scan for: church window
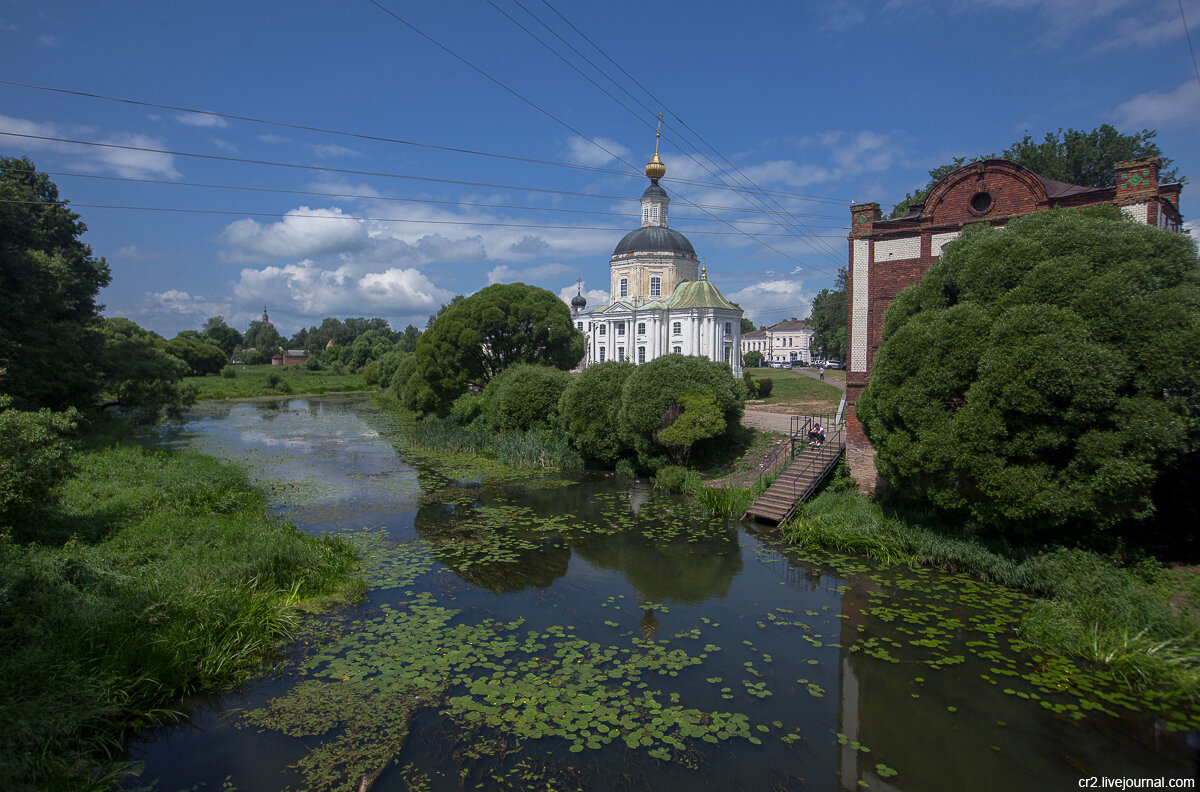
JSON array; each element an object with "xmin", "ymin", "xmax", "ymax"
[
  {"xmin": 651, "ymin": 206, "xmax": 659, "ymax": 222},
  {"xmin": 638, "ymin": 347, "xmax": 646, "ymax": 364},
  {"xmin": 637, "ymin": 322, "xmax": 645, "ymax": 335},
  {"xmin": 650, "ymin": 276, "xmax": 661, "ymax": 297},
  {"xmin": 598, "ymin": 325, "xmax": 606, "ymax": 336},
  {"xmin": 642, "ymin": 207, "xmax": 649, "ymax": 223},
  {"xmin": 617, "ymin": 324, "xmax": 625, "ymax": 336},
  {"xmin": 723, "ymin": 346, "xmax": 731, "ymax": 363},
  {"xmin": 599, "ymin": 347, "xmax": 606, "ymax": 362},
  {"xmin": 618, "ymin": 348, "xmax": 625, "ymax": 362},
  {"xmin": 672, "ymin": 345, "xmax": 681, "ymax": 354},
  {"xmin": 672, "ymin": 321, "xmax": 681, "ymax": 335},
  {"xmin": 577, "ymin": 321, "xmax": 583, "ymax": 330},
  {"xmin": 620, "ymin": 278, "xmax": 628, "ymax": 298},
  {"xmin": 725, "ymin": 322, "xmax": 732, "ymax": 335}
]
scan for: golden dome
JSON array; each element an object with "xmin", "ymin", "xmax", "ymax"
[{"xmin": 645, "ymin": 153, "xmax": 666, "ymax": 181}]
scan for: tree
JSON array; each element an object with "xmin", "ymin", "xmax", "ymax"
[
  {"xmin": 0, "ymin": 391, "xmax": 78, "ymax": 532},
  {"xmin": 243, "ymin": 320, "xmax": 284, "ymax": 357},
  {"xmin": 402, "ymin": 283, "xmax": 584, "ymax": 415},
  {"xmin": 809, "ymin": 266, "xmax": 848, "ymax": 362},
  {"xmin": 856, "ymin": 207, "xmax": 1200, "ymax": 537},
  {"xmin": 347, "ymin": 329, "xmax": 395, "ymax": 372},
  {"xmin": 743, "ymin": 350, "xmax": 764, "ymax": 369},
  {"xmin": 656, "ymin": 389, "xmax": 724, "ymax": 465},
  {"xmin": 888, "ymin": 126, "xmax": 1181, "ymax": 219},
  {"xmin": 201, "ymin": 317, "xmax": 243, "ymax": 357},
  {"xmin": 558, "ymin": 361, "xmax": 636, "ymax": 466},
  {"xmin": 740, "ymin": 317, "xmax": 756, "ymax": 334},
  {"xmin": 165, "ymin": 335, "xmax": 226, "ymax": 376},
  {"xmin": 617, "ymin": 354, "xmax": 745, "ymax": 470},
  {"xmin": 481, "ymin": 364, "xmax": 571, "ymax": 432},
  {"xmin": 99, "ymin": 318, "xmax": 196, "ymax": 422},
  {"xmin": 0, "ymin": 157, "xmax": 112, "ymax": 410}
]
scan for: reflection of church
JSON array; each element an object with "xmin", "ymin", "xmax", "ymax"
[{"xmin": 571, "ymin": 130, "xmax": 743, "ymax": 376}]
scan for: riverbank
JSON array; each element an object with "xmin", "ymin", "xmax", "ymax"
[
  {"xmin": 0, "ymin": 415, "xmax": 361, "ymax": 792},
  {"xmin": 776, "ymin": 469, "xmax": 1200, "ymax": 707},
  {"xmin": 185, "ymin": 364, "xmax": 368, "ymax": 400}
]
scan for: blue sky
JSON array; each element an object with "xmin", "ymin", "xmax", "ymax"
[{"xmin": 3, "ymin": 0, "xmax": 1198, "ymax": 339}]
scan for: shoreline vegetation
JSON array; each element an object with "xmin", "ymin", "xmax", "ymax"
[
  {"xmin": 0, "ymin": 414, "xmax": 361, "ymax": 792},
  {"xmin": 184, "ymin": 364, "xmax": 369, "ymax": 401}
]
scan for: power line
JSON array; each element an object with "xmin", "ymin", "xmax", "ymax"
[
  {"xmin": 27, "ymin": 169, "xmax": 851, "ymax": 228},
  {"xmin": 1180, "ymin": 0, "xmax": 1200, "ymax": 92},
  {"xmin": 0, "ymin": 198, "xmax": 850, "ymax": 237},
  {"xmin": 0, "ymin": 77, "xmax": 852, "ymax": 204}
]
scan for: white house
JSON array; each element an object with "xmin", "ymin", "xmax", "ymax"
[
  {"xmin": 574, "ymin": 138, "xmax": 743, "ymax": 376},
  {"xmin": 739, "ymin": 318, "xmax": 813, "ymax": 365}
]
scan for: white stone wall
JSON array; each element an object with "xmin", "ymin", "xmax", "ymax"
[
  {"xmin": 931, "ymin": 231, "xmax": 960, "ymax": 257},
  {"xmin": 874, "ymin": 236, "xmax": 920, "ymax": 261},
  {"xmin": 850, "ymin": 239, "xmax": 869, "ymax": 373},
  {"xmin": 1121, "ymin": 202, "xmax": 1149, "ymax": 223}
]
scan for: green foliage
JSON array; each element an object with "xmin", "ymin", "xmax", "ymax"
[
  {"xmin": 0, "ymin": 158, "xmax": 112, "ymax": 410},
  {"xmin": 742, "ymin": 350, "xmax": 764, "ymax": 369},
  {"xmin": 742, "ymin": 371, "xmax": 758, "ymax": 398},
  {"xmin": 450, "ymin": 391, "xmax": 485, "ymax": 426},
  {"xmin": 99, "ymin": 318, "xmax": 196, "ymax": 423},
  {"xmin": 618, "ymin": 355, "xmax": 745, "ymax": 469},
  {"xmin": 888, "ymin": 125, "xmax": 1180, "ymax": 218},
  {"xmin": 657, "ymin": 389, "xmax": 725, "ymax": 465},
  {"xmin": 164, "ymin": 335, "xmax": 226, "ymax": 376},
  {"xmin": 755, "ymin": 378, "xmax": 773, "ymax": 398},
  {"xmin": 373, "ymin": 349, "xmax": 408, "ymax": 389},
  {"xmin": 220, "ymin": 365, "xmax": 237, "ymax": 379},
  {"xmin": 857, "ymin": 207, "xmax": 1200, "ymax": 537},
  {"xmin": 185, "ymin": 365, "xmax": 365, "ymax": 400},
  {"xmin": 0, "ymin": 434, "xmax": 358, "ymax": 791},
  {"xmin": 401, "ymin": 283, "xmax": 584, "ymax": 415},
  {"xmin": 653, "ymin": 465, "xmax": 691, "ymax": 493},
  {"xmin": 482, "ymin": 364, "xmax": 570, "ymax": 433},
  {"xmin": 201, "ymin": 317, "xmax": 243, "ymax": 357},
  {"xmin": 348, "ymin": 329, "xmax": 395, "ymax": 372},
  {"xmin": 809, "ymin": 266, "xmax": 848, "ymax": 361},
  {"xmin": 0, "ymin": 396, "xmax": 78, "ymax": 531},
  {"xmin": 243, "ymin": 319, "xmax": 284, "ymax": 357},
  {"xmin": 558, "ymin": 361, "xmax": 635, "ymax": 466}
]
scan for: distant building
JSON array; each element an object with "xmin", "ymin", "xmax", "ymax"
[
  {"xmin": 576, "ymin": 129, "xmax": 743, "ymax": 375},
  {"xmin": 271, "ymin": 350, "xmax": 310, "ymax": 366},
  {"xmin": 740, "ymin": 318, "xmax": 814, "ymax": 365},
  {"xmin": 844, "ymin": 156, "xmax": 1185, "ymax": 492}
]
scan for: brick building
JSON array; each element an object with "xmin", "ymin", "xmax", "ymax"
[{"xmin": 844, "ymin": 156, "xmax": 1184, "ymax": 491}]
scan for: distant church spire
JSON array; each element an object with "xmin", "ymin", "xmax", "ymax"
[
  {"xmin": 262, "ymin": 305, "xmax": 270, "ymax": 325},
  {"xmin": 641, "ymin": 116, "xmax": 669, "ymax": 229},
  {"xmin": 645, "ymin": 113, "xmax": 666, "ymax": 182}
]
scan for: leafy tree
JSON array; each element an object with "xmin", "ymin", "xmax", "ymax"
[
  {"xmin": 888, "ymin": 126, "xmax": 1181, "ymax": 219},
  {"xmin": 809, "ymin": 266, "xmax": 848, "ymax": 361},
  {"xmin": 0, "ymin": 157, "xmax": 112, "ymax": 409},
  {"xmin": 481, "ymin": 364, "xmax": 571, "ymax": 432},
  {"xmin": 743, "ymin": 350, "xmax": 764, "ymax": 368},
  {"xmin": 347, "ymin": 329, "xmax": 394, "ymax": 372},
  {"xmin": 99, "ymin": 318, "xmax": 196, "ymax": 422},
  {"xmin": 856, "ymin": 207, "xmax": 1200, "ymax": 537},
  {"xmin": 402, "ymin": 283, "xmax": 584, "ymax": 415},
  {"xmin": 617, "ymin": 355, "xmax": 745, "ymax": 470},
  {"xmin": 0, "ymin": 391, "xmax": 78, "ymax": 532},
  {"xmin": 243, "ymin": 320, "xmax": 284, "ymax": 357},
  {"xmin": 656, "ymin": 388, "xmax": 724, "ymax": 465},
  {"xmin": 397, "ymin": 324, "xmax": 421, "ymax": 354},
  {"xmin": 558, "ymin": 362, "xmax": 635, "ymax": 466},
  {"xmin": 740, "ymin": 317, "xmax": 756, "ymax": 334},
  {"xmin": 201, "ymin": 317, "xmax": 243, "ymax": 357},
  {"xmin": 164, "ymin": 336, "xmax": 226, "ymax": 376}
]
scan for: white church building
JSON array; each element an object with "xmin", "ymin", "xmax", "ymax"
[{"xmin": 572, "ymin": 139, "xmax": 743, "ymax": 377}]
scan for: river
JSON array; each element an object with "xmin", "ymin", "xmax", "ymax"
[{"xmin": 126, "ymin": 397, "xmax": 1197, "ymax": 792}]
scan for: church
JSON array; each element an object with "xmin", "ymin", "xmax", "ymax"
[{"xmin": 571, "ymin": 134, "xmax": 743, "ymax": 377}]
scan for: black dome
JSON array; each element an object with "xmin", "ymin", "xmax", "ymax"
[
  {"xmin": 612, "ymin": 226, "xmax": 697, "ymax": 258},
  {"xmin": 571, "ymin": 292, "xmax": 587, "ymax": 308},
  {"xmin": 642, "ymin": 182, "xmax": 669, "ymax": 200}
]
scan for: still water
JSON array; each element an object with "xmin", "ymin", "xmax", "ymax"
[{"xmin": 128, "ymin": 397, "xmax": 1197, "ymax": 791}]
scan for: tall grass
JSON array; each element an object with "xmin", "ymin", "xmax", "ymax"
[
  {"xmin": 397, "ymin": 412, "xmax": 584, "ymax": 470},
  {"xmin": 780, "ymin": 484, "xmax": 1200, "ymax": 698},
  {"xmin": 0, "ymin": 429, "xmax": 360, "ymax": 792}
]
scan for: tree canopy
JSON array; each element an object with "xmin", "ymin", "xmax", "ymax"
[
  {"xmin": 0, "ymin": 157, "xmax": 112, "ymax": 409},
  {"xmin": 809, "ymin": 266, "xmax": 847, "ymax": 362},
  {"xmin": 856, "ymin": 207, "xmax": 1200, "ymax": 537},
  {"xmin": 889, "ymin": 125, "xmax": 1181, "ymax": 219},
  {"xmin": 400, "ymin": 283, "xmax": 584, "ymax": 415}
]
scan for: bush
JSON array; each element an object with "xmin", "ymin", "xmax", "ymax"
[
  {"xmin": 742, "ymin": 372, "xmax": 758, "ymax": 398},
  {"xmin": 304, "ymin": 356, "xmax": 323, "ymax": 372},
  {"xmin": 0, "ymin": 400, "xmax": 78, "ymax": 531},
  {"xmin": 220, "ymin": 365, "xmax": 237, "ymax": 379},
  {"xmin": 450, "ymin": 392, "xmax": 485, "ymax": 426},
  {"xmin": 743, "ymin": 350, "xmax": 764, "ymax": 368},
  {"xmin": 481, "ymin": 364, "xmax": 570, "ymax": 433},
  {"xmin": 617, "ymin": 355, "xmax": 746, "ymax": 469},
  {"xmin": 558, "ymin": 361, "xmax": 635, "ymax": 466},
  {"xmin": 654, "ymin": 465, "xmax": 689, "ymax": 493},
  {"xmin": 614, "ymin": 458, "xmax": 636, "ymax": 477},
  {"xmin": 755, "ymin": 378, "xmax": 773, "ymax": 398}
]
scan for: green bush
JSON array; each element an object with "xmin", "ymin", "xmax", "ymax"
[
  {"xmin": 481, "ymin": 364, "xmax": 570, "ymax": 433},
  {"xmin": 361, "ymin": 359, "xmax": 381, "ymax": 386},
  {"xmin": 614, "ymin": 458, "xmax": 636, "ymax": 477},
  {"xmin": 0, "ymin": 399, "xmax": 78, "ymax": 532},
  {"xmin": 450, "ymin": 392, "xmax": 485, "ymax": 426},
  {"xmin": 742, "ymin": 372, "xmax": 758, "ymax": 398},
  {"xmin": 654, "ymin": 465, "xmax": 689, "ymax": 493},
  {"xmin": 743, "ymin": 350, "xmax": 764, "ymax": 369},
  {"xmin": 558, "ymin": 361, "xmax": 635, "ymax": 466},
  {"xmin": 617, "ymin": 355, "xmax": 745, "ymax": 469},
  {"xmin": 756, "ymin": 378, "xmax": 773, "ymax": 398},
  {"xmin": 304, "ymin": 356, "xmax": 323, "ymax": 372},
  {"xmin": 220, "ymin": 365, "xmax": 237, "ymax": 379}
]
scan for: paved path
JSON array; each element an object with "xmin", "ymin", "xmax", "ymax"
[
  {"xmin": 789, "ymin": 367, "xmax": 846, "ymax": 390},
  {"xmin": 742, "ymin": 410, "xmax": 801, "ymax": 434}
]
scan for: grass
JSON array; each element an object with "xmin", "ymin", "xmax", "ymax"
[
  {"xmin": 0, "ymin": 414, "xmax": 360, "ymax": 792},
  {"xmin": 743, "ymin": 367, "xmax": 843, "ymax": 412},
  {"xmin": 185, "ymin": 364, "xmax": 369, "ymax": 400},
  {"xmin": 778, "ymin": 467, "xmax": 1200, "ymax": 699}
]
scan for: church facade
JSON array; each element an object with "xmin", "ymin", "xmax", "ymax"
[{"xmin": 573, "ymin": 142, "xmax": 743, "ymax": 377}]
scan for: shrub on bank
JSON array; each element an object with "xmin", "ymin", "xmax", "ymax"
[
  {"xmin": 558, "ymin": 361, "xmax": 635, "ymax": 466},
  {"xmin": 482, "ymin": 364, "xmax": 570, "ymax": 433}
]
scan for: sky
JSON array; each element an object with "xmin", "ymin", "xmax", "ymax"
[{"xmin": 2, "ymin": 0, "xmax": 1199, "ymax": 340}]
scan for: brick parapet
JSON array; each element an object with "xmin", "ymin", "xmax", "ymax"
[{"xmin": 845, "ymin": 406, "xmax": 881, "ymax": 495}]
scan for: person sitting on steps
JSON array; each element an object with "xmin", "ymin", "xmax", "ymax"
[{"xmin": 808, "ymin": 423, "xmax": 825, "ymax": 448}]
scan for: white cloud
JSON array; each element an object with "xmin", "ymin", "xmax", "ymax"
[
  {"xmin": 210, "ymin": 138, "xmax": 238, "ymax": 153},
  {"xmin": 1111, "ymin": 81, "xmax": 1200, "ymax": 129},
  {"xmin": 38, "ymin": 34, "xmax": 56, "ymax": 46},
  {"xmin": 1184, "ymin": 219, "xmax": 1200, "ymax": 238},
  {"xmin": 726, "ymin": 279, "xmax": 814, "ymax": 325},
  {"xmin": 566, "ymin": 136, "xmax": 631, "ymax": 167},
  {"xmin": 0, "ymin": 115, "xmax": 180, "ymax": 178},
  {"xmin": 221, "ymin": 207, "xmax": 369, "ymax": 262},
  {"xmin": 487, "ymin": 261, "xmax": 568, "ymax": 285},
  {"xmin": 311, "ymin": 143, "xmax": 360, "ymax": 158},
  {"xmin": 174, "ymin": 112, "xmax": 227, "ymax": 128}
]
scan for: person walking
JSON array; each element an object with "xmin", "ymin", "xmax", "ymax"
[{"xmin": 819, "ymin": 366, "xmax": 825, "ymax": 381}]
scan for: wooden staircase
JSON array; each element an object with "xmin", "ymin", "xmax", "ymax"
[{"xmin": 744, "ymin": 425, "xmax": 844, "ymax": 525}]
